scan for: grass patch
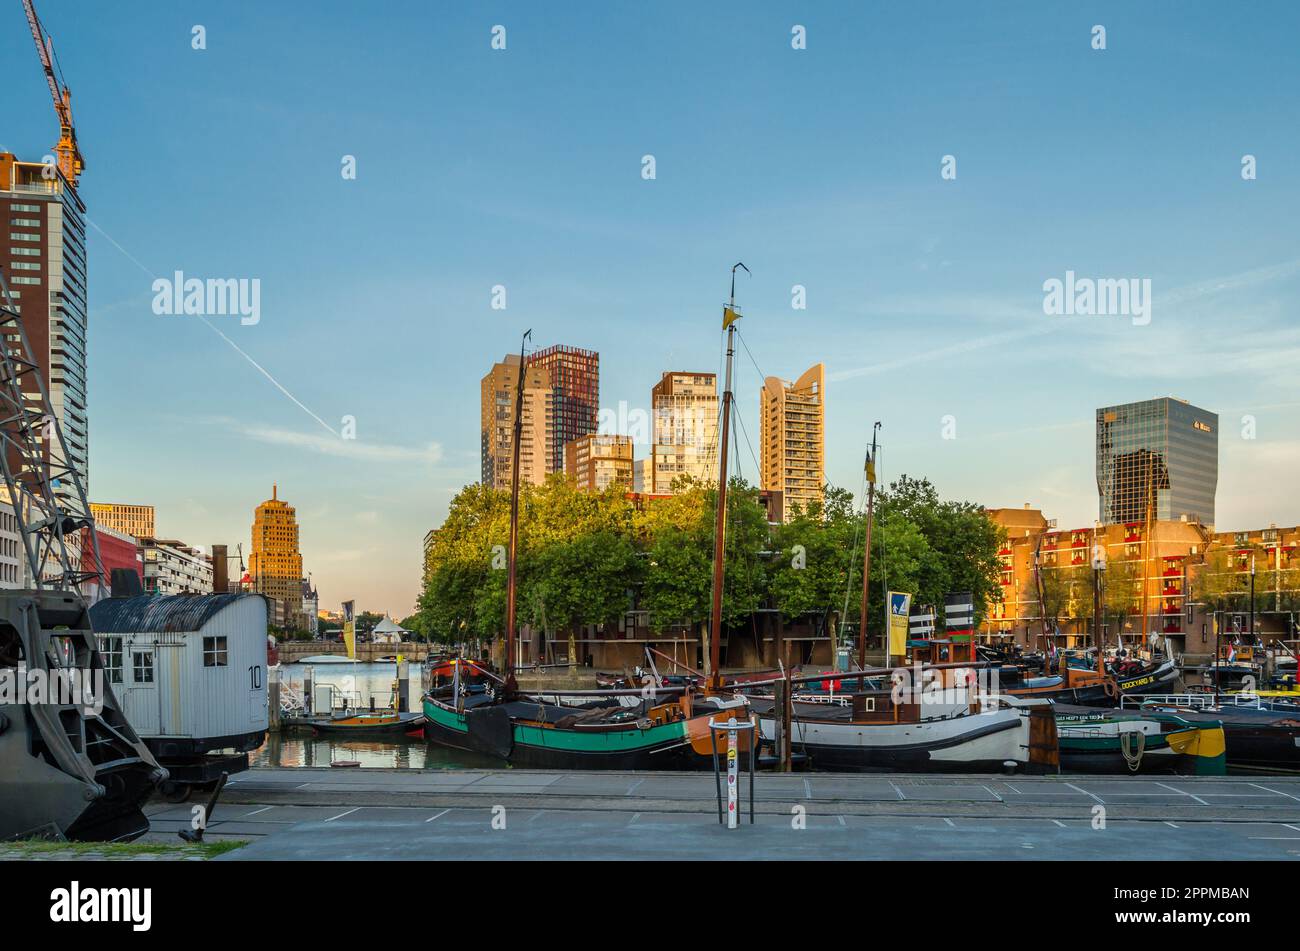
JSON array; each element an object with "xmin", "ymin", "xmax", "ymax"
[{"xmin": 2, "ymin": 839, "xmax": 247, "ymax": 859}]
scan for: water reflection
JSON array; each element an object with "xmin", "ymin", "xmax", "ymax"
[
  {"xmin": 260, "ymin": 661, "xmax": 502, "ymax": 770},
  {"xmin": 279, "ymin": 660, "xmax": 410, "ymax": 710},
  {"xmin": 252, "ymin": 732, "xmax": 500, "ymax": 770}
]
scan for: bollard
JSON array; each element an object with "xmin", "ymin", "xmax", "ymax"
[
  {"xmin": 268, "ymin": 665, "xmax": 281, "ymax": 731},
  {"xmin": 773, "ymin": 680, "xmax": 786, "ymax": 773},
  {"xmin": 708, "ymin": 715, "xmax": 757, "ymax": 827},
  {"xmin": 782, "ymin": 676, "xmax": 794, "ymax": 772},
  {"xmin": 397, "ymin": 659, "xmax": 410, "ymax": 713}
]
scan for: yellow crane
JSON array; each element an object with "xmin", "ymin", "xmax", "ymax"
[{"xmin": 21, "ymin": 0, "xmax": 84, "ymax": 189}]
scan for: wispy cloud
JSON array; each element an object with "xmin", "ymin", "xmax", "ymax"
[
  {"xmin": 829, "ymin": 258, "xmax": 1300, "ymax": 386},
  {"xmin": 202, "ymin": 416, "xmax": 441, "ymax": 464},
  {"xmin": 829, "ymin": 324, "xmax": 1059, "ymax": 382}
]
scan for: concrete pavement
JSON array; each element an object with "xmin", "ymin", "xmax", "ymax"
[{"xmin": 135, "ymin": 768, "xmax": 1300, "ymax": 860}]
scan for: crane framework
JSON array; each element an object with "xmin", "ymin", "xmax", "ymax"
[
  {"xmin": 0, "ymin": 271, "xmax": 161, "ymax": 842},
  {"xmin": 0, "ymin": 270, "xmax": 99, "ymax": 590},
  {"xmin": 21, "ymin": 0, "xmax": 84, "ymax": 188}
]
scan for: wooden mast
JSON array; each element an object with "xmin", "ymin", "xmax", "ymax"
[
  {"xmin": 504, "ymin": 328, "xmax": 531, "ymax": 695},
  {"xmin": 858, "ymin": 423, "xmax": 880, "ymax": 665},
  {"xmin": 707, "ymin": 263, "xmax": 747, "ymax": 689}
]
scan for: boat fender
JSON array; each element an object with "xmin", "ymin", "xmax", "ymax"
[{"xmin": 1104, "ymin": 678, "xmax": 1119, "ymax": 699}]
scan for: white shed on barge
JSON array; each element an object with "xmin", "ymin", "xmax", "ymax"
[{"xmin": 88, "ymin": 593, "xmax": 270, "ymax": 764}]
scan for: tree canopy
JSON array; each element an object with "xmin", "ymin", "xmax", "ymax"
[{"xmin": 414, "ymin": 473, "xmax": 1005, "ymax": 646}]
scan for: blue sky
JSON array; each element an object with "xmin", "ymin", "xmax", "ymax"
[{"xmin": 3, "ymin": 1, "xmax": 1298, "ymax": 614}]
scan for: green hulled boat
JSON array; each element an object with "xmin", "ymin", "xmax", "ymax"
[
  {"xmin": 1055, "ymin": 706, "xmax": 1226, "ymax": 775},
  {"xmin": 423, "ymin": 690, "xmax": 748, "ymax": 769}
]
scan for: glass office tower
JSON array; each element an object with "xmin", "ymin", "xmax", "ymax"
[{"xmin": 1096, "ymin": 397, "xmax": 1218, "ymax": 527}]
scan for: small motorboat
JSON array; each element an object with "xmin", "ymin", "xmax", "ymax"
[
  {"xmin": 302, "ymin": 710, "xmax": 427, "ymax": 736},
  {"xmin": 295, "ymin": 654, "xmax": 362, "ymax": 665}
]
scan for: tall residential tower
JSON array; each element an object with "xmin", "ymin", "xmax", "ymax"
[
  {"xmin": 0, "ymin": 153, "xmax": 89, "ymax": 501},
  {"xmin": 481, "ymin": 354, "xmax": 554, "ymax": 489},
  {"xmin": 760, "ymin": 364, "xmax": 825, "ymax": 521},
  {"xmin": 649, "ymin": 371, "xmax": 718, "ymax": 494},
  {"xmin": 526, "ymin": 344, "xmax": 599, "ymax": 476}
]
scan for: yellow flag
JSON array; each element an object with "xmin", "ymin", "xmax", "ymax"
[
  {"xmin": 722, "ymin": 305, "xmax": 740, "ymax": 329},
  {"xmin": 342, "ymin": 600, "xmax": 356, "ymax": 659},
  {"xmin": 865, "ymin": 455, "xmax": 876, "ymax": 485}
]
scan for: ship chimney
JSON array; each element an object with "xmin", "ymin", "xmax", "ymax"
[{"xmin": 212, "ymin": 544, "xmax": 229, "ymax": 593}]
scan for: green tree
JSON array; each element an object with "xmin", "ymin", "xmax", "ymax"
[
  {"xmin": 523, "ymin": 529, "xmax": 640, "ymax": 635},
  {"xmin": 640, "ymin": 477, "xmax": 770, "ymax": 633},
  {"xmin": 642, "ymin": 526, "xmax": 712, "ymax": 633},
  {"xmin": 1102, "ymin": 557, "xmax": 1141, "ymax": 641},
  {"xmin": 861, "ymin": 514, "xmax": 932, "ymax": 642},
  {"xmin": 876, "ymin": 475, "xmax": 1004, "ymax": 630},
  {"xmin": 769, "ymin": 497, "xmax": 859, "ymax": 621},
  {"xmin": 1190, "ymin": 548, "xmax": 1251, "ymax": 625}
]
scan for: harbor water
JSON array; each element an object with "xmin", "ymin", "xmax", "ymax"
[{"xmin": 257, "ymin": 660, "xmax": 497, "ymax": 769}]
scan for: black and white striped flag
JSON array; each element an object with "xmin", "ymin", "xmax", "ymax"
[
  {"xmin": 909, "ymin": 611, "xmax": 935, "ymax": 640},
  {"xmin": 945, "ymin": 592, "xmax": 974, "ymax": 633}
]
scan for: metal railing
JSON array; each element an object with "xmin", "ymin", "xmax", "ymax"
[{"xmin": 1121, "ymin": 692, "xmax": 1266, "ymax": 711}]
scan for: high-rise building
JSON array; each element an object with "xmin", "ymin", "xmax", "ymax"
[
  {"xmin": 527, "ymin": 345, "xmax": 599, "ymax": 476},
  {"xmin": 632, "ymin": 458, "xmax": 651, "ymax": 495},
  {"xmin": 760, "ymin": 364, "xmax": 826, "ymax": 521},
  {"xmin": 0, "ymin": 153, "xmax": 90, "ymax": 501},
  {"xmin": 423, "ymin": 528, "xmax": 439, "ymax": 585},
  {"xmin": 1097, "ymin": 397, "xmax": 1218, "ymax": 527},
  {"xmin": 480, "ymin": 354, "xmax": 554, "ymax": 489},
  {"xmin": 89, "ymin": 502, "xmax": 155, "ymax": 539},
  {"xmin": 249, "ymin": 485, "xmax": 307, "ymax": 629},
  {"xmin": 566, "ymin": 433, "xmax": 633, "ymax": 493},
  {"xmin": 0, "ymin": 496, "xmax": 26, "ymax": 590},
  {"xmin": 138, "ymin": 537, "xmax": 212, "ymax": 595},
  {"xmin": 650, "ymin": 371, "xmax": 718, "ymax": 494}
]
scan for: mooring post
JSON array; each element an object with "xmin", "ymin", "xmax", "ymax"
[
  {"xmin": 709, "ymin": 715, "xmax": 758, "ymax": 828},
  {"xmin": 725, "ymin": 716, "xmax": 739, "ymax": 828},
  {"xmin": 267, "ymin": 664, "xmax": 281, "ymax": 731},
  {"xmin": 773, "ymin": 679, "xmax": 786, "ymax": 772},
  {"xmin": 781, "ymin": 672, "xmax": 794, "ymax": 772}
]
